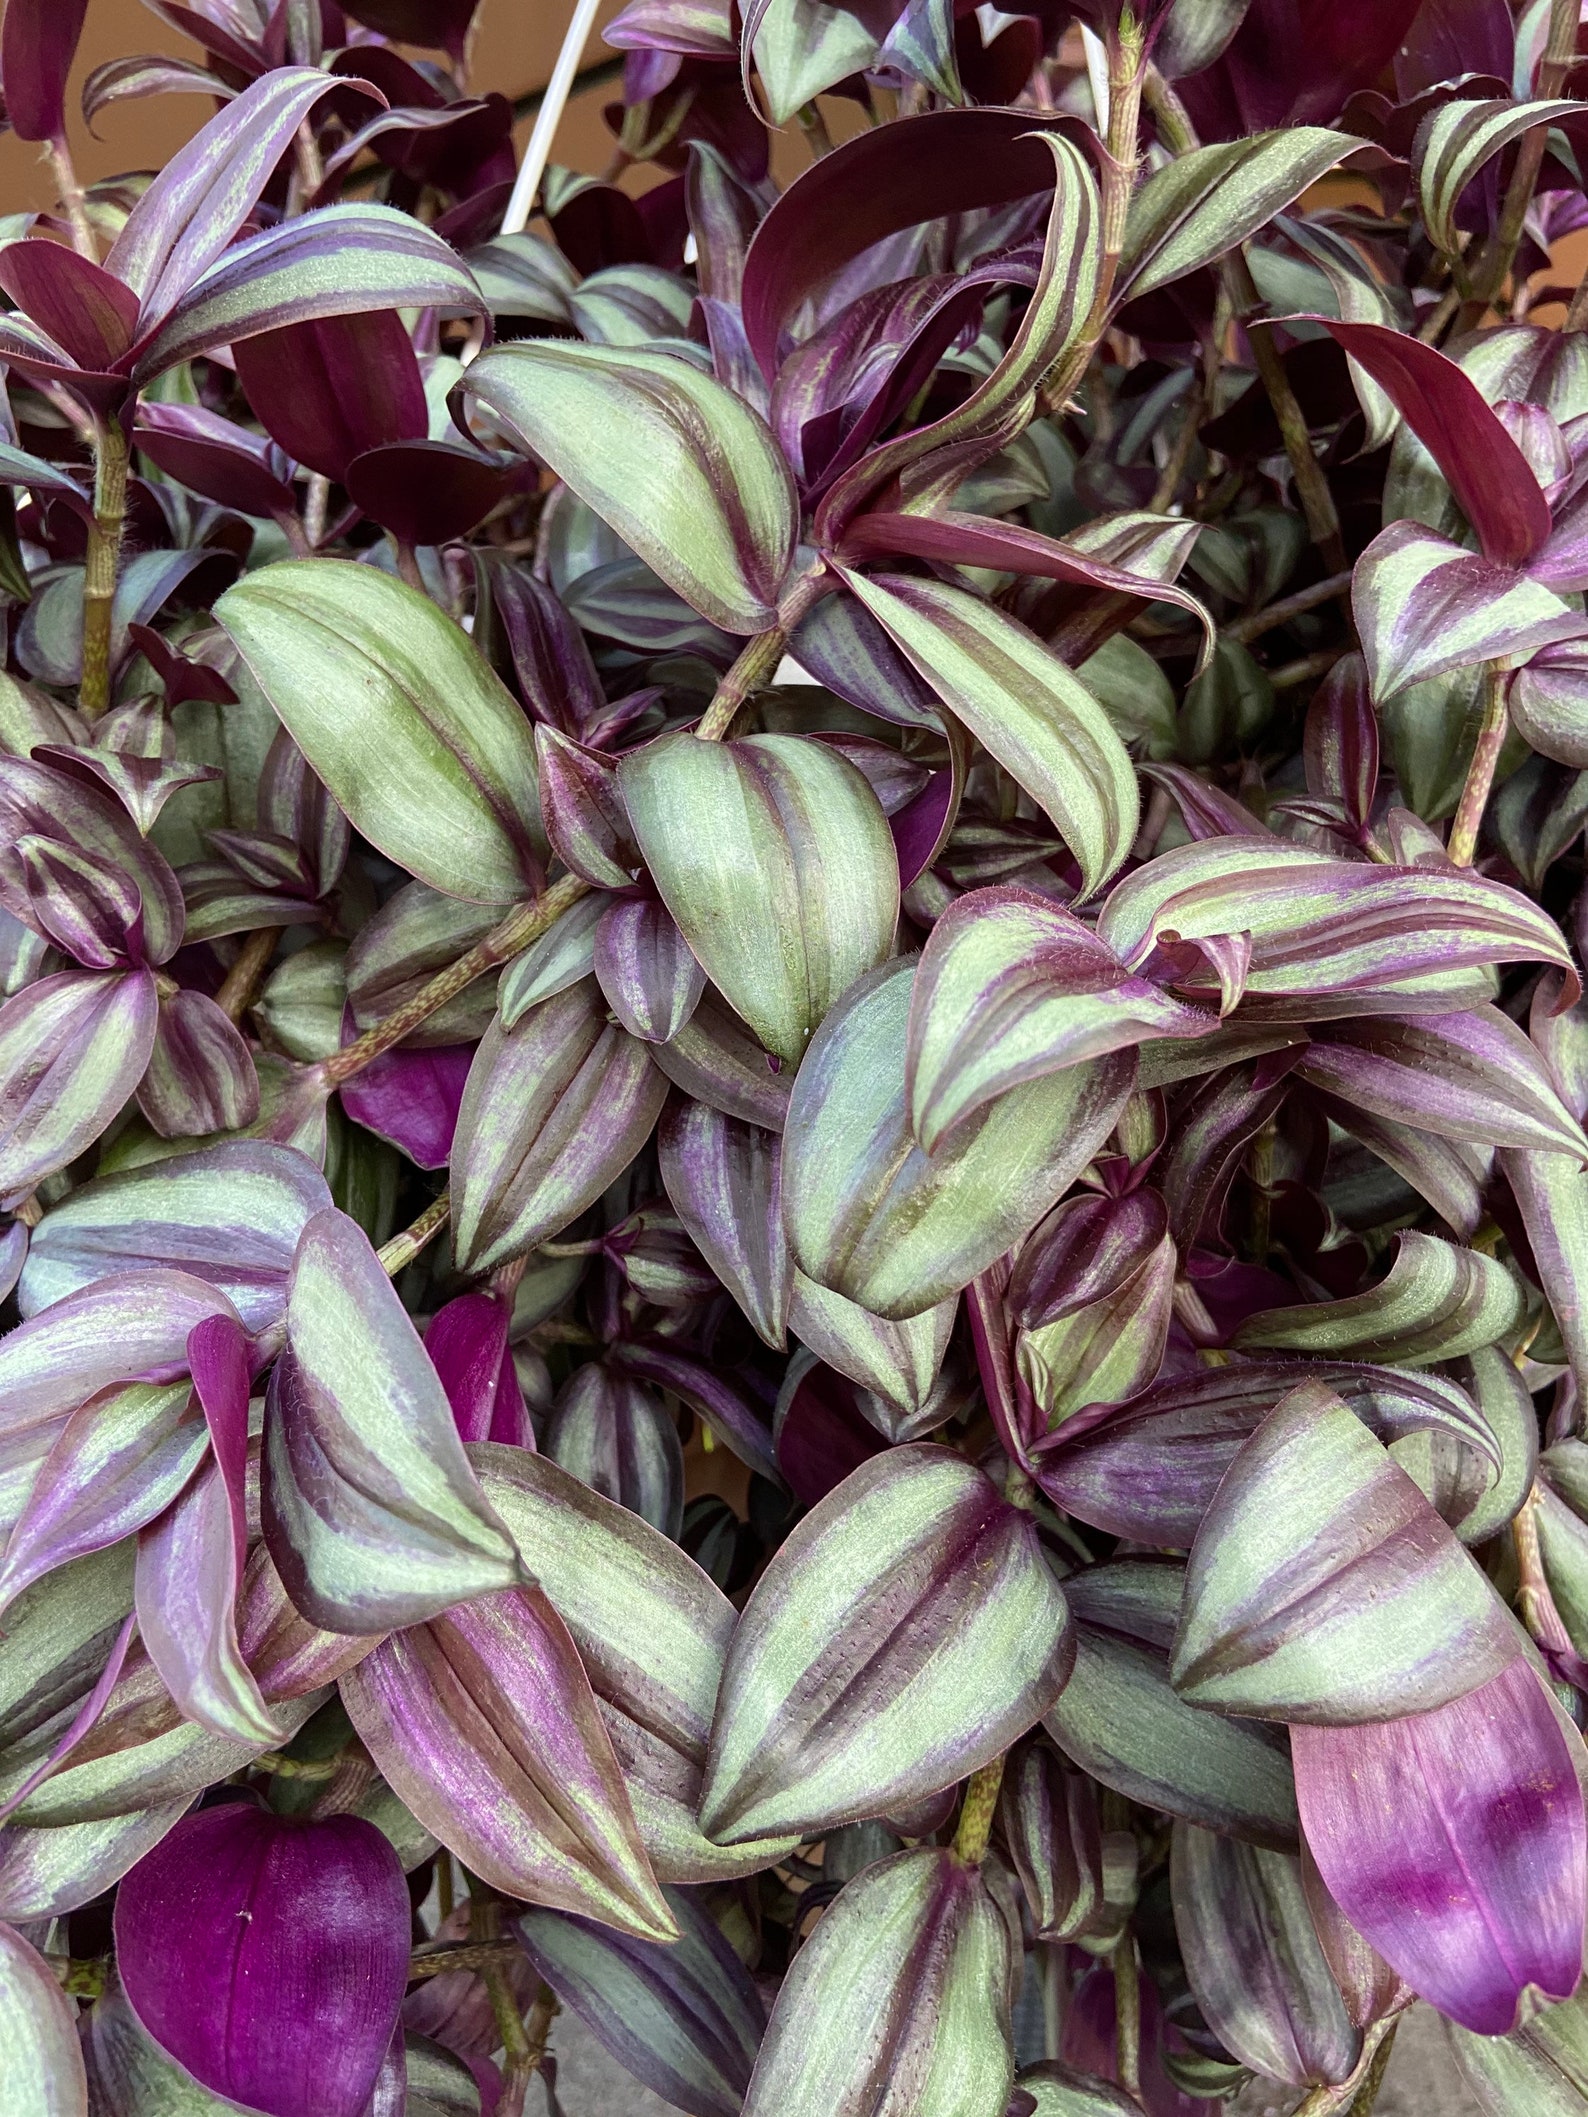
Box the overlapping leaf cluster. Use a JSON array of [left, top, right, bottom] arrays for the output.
[[9, 0, 1588, 2112]]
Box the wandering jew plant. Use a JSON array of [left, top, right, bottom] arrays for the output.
[[13, 0, 1588, 2111]]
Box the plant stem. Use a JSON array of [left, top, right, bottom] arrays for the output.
[[215, 926, 277, 1024], [1038, 10, 1145, 414], [1112, 1933, 1143, 2107], [324, 871, 587, 1083], [407, 1938, 523, 1981], [81, 416, 130, 718], [303, 472, 330, 548], [1223, 248, 1346, 572], [377, 1191, 452, 1278], [695, 573, 825, 741], [47, 136, 98, 260], [1287, 2009, 1408, 2116], [952, 1756, 1006, 1864], [1447, 661, 1510, 866], [696, 627, 789, 741], [1347, 2016, 1399, 2117], [1467, 0, 1580, 323], [1225, 571, 1354, 643], [395, 541, 427, 594]]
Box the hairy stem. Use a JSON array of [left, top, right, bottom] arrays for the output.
[[695, 626, 789, 741], [952, 1756, 1006, 1865], [1347, 2016, 1400, 2117], [407, 1938, 522, 1981], [215, 926, 277, 1024], [324, 872, 588, 1083], [81, 416, 130, 719], [377, 1192, 453, 1278], [1038, 10, 1145, 414], [47, 136, 98, 260], [1469, 0, 1580, 321], [1447, 661, 1510, 866]]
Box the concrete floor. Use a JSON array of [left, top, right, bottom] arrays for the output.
[[543, 1998, 1488, 2114]]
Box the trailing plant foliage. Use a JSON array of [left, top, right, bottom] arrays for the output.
[[10, 0, 1588, 2111]]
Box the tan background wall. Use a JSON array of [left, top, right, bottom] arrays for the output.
[[0, 0, 644, 210]]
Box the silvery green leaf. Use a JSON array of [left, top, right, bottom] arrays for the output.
[[514, 1887, 765, 2117], [265, 1208, 521, 1633], [1353, 521, 1580, 700], [1232, 1230, 1522, 1365], [1171, 1823, 1360, 2089], [340, 1585, 676, 1941], [1171, 1381, 1517, 1723], [496, 888, 607, 1028], [450, 982, 669, 1275], [1045, 1560, 1299, 1851], [0, 1918, 87, 2115], [0, 1806, 184, 1923], [700, 1444, 1073, 1845], [839, 571, 1138, 898], [460, 342, 797, 635], [217, 560, 547, 905], [471, 1445, 798, 1882], [783, 959, 1135, 1320], [1117, 129, 1359, 302], [618, 730, 899, 1067], [789, 1271, 957, 1437], [18, 1141, 331, 1332], [741, 1847, 1013, 2117]]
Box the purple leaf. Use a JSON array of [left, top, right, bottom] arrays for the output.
[[134, 401, 298, 522], [842, 511, 1215, 664], [133, 1312, 276, 1745], [657, 1097, 790, 1349], [1171, 1823, 1360, 2088], [137, 989, 260, 1140], [1035, 1360, 1500, 1547], [345, 438, 517, 548], [450, 982, 669, 1275], [1293, 1659, 1587, 2033], [107, 68, 384, 316], [740, 109, 1080, 378], [232, 308, 426, 486], [1308, 319, 1550, 565], [484, 561, 608, 739], [1000, 1740, 1105, 1943], [534, 726, 642, 889], [425, 1291, 531, 1448], [547, 1361, 684, 1537], [339, 1041, 474, 1172], [594, 896, 707, 1045], [0, 239, 139, 367], [0, 1373, 205, 1613], [612, 1338, 780, 1484], [1303, 651, 1378, 835], [0, 0, 88, 141], [114, 1801, 411, 2117], [339, 1586, 677, 1940]]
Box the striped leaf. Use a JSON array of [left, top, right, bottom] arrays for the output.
[[461, 342, 797, 635], [701, 1444, 1073, 1843], [1416, 98, 1586, 264], [1231, 1230, 1522, 1365]]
